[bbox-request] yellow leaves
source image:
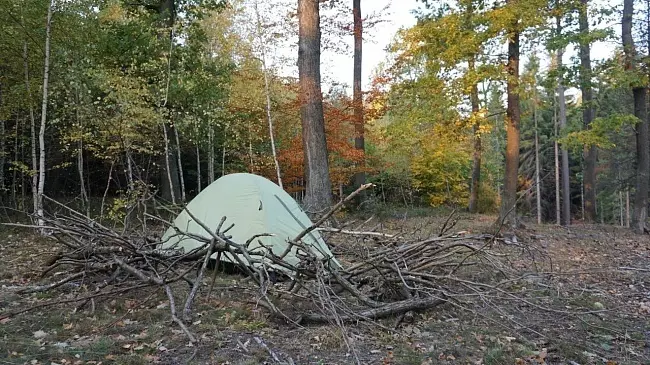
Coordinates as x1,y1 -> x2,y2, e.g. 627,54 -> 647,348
99,1 -> 128,25
411,137 -> 471,207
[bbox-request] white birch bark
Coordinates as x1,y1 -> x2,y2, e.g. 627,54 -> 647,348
174,126 -> 186,202
253,0 -> 283,188
37,0 -> 54,229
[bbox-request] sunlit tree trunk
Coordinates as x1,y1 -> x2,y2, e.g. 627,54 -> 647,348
298,0 -> 333,214
499,0 -> 521,226
37,0 -> 54,229
352,0 -> 365,196
253,0 -> 283,188
579,0 -> 597,222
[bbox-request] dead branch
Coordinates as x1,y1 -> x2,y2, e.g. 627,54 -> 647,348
317,227 -> 396,239
183,236 -> 217,322
298,296 -> 446,324
4,189 -> 519,352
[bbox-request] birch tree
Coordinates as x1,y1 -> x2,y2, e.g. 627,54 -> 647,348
36,0 -> 54,228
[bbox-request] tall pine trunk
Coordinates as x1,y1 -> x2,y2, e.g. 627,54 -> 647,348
499,2 -> 521,226
468,57 -> 481,213
579,0 -> 597,222
352,0 -> 365,195
37,0 -> 54,228
623,0 -> 649,233
298,0 -> 333,214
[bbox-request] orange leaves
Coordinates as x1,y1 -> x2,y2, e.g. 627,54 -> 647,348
274,94 -> 367,192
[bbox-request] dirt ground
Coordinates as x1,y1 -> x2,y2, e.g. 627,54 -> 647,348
1,213 -> 649,365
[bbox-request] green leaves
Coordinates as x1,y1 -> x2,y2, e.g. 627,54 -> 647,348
560,113 -> 639,151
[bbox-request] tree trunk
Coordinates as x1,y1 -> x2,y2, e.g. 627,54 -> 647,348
0,84 -> 5,196
468,58 -> 481,214
554,89 -> 561,225
352,0 -> 365,196
499,3 -> 520,226
221,126 -> 227,176
37,0 -> 53,228
208,126 -> 215,183
158,0 -> 181,203
555,9 -> 571,226
248,124 -> 254,173
254,0 -> 283,189
626,189 -> 630,227
619,190 -> 624,226
298,0 -> 334,214
24,37 -> 38,217
75,88 -> 88,215
100,161 -> 114,220
12,117 -> 21,206
534,86 -> 542,225
623,0 -> 649,233
174,125 -> 186,202
632,87 -> 648,233
579,0 -> 597,222
162,123 -> 176,204
196,145 -> 201,193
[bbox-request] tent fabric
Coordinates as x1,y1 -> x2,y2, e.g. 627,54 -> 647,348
161,173 -> 341,273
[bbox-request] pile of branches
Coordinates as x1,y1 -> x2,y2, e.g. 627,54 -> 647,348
1,186 -> 507,344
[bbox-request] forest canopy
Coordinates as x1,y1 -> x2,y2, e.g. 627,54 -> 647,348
0,0 -> 648,230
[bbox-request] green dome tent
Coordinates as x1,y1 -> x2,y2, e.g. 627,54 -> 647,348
160,173 -> 341,273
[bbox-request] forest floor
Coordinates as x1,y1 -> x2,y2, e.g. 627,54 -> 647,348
1,212 -> 649,365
